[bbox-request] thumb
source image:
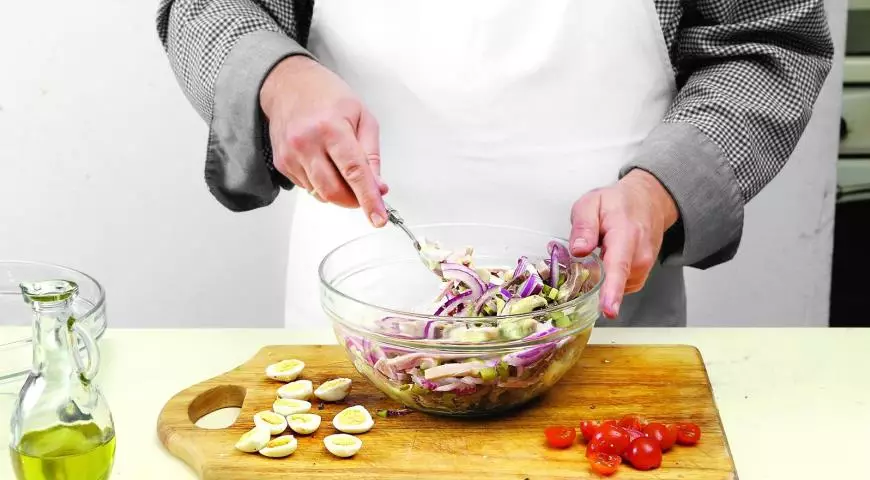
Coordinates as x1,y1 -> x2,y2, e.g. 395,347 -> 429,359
357,109 -> 388,194
569,193 -> 601,257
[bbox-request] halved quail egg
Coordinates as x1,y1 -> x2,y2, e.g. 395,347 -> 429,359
265,359 -> 305,382
314,378 -> 352,402
277,379 -> 313,400
323,433 -> 362,458
287,413 -> 321,434
253,410 -> 287,435
272,398 -> 311,416
234,426 -> 270,453
332,405 -> 374,434
258,435 -> 298,458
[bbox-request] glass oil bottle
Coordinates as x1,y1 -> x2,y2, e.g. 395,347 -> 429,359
9,280 -> 116,480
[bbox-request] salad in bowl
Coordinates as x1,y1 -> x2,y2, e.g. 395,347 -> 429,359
319,224 -> 602,417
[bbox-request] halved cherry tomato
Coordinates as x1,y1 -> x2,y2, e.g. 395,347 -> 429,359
589,452 -> 622,476
579,419 -> 616,443
589,424 -> 630,456
544,426 -> 577,449
618,414 -> 647,431
624,437 -> 662,471
643,422 -> 677,451
675,422 -> 701,445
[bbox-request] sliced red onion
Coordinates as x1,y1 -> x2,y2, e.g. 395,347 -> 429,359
526,325 -> 558,340
549,246 -> 560,287
512,256 -> 530,280
441,263 -> 485,300
548,241 -> 571,287
503,343 -> 555,367
472,285 -> 505,314
500,288 -> 512,299
548,240 -> 571,265
518,274 -> 543,297
434,290 -> 473,316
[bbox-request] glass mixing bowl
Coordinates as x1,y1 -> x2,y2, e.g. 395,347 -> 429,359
319,224 -> 603,417
0,261 -> 107,383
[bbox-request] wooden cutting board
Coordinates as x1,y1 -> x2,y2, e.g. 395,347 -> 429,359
157,345 -> 736,479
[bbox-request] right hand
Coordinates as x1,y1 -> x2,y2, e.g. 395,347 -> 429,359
260,55 -> 389,227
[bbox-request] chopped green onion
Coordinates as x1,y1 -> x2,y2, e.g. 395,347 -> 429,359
479,367 -> 498,382
496,361 -> 510,380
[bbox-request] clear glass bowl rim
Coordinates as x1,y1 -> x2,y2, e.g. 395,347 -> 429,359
0,259 -> 106,329
318,222 -> 604,352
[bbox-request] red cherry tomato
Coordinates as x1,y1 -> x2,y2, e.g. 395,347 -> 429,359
618,414 -> 647,431
676,422 -> 701,445
643,422 -> 677,451
544,426 -> 577,449
579,420 -> 601,442
624,437 -> 663,471
579,419 -> 617,443
590,424 -> 630,456
589,452 -> 622,476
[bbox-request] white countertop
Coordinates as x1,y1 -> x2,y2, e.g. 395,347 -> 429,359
2,327 -> 868,479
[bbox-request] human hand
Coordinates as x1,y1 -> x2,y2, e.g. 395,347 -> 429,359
260,55 -> 389,226
568,170 -> 679,319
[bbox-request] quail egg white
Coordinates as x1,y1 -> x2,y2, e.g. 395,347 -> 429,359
253,410 -> 287,435
287,413 -> 322,434
272,398 -> 312,416
265,359 -> 305,382
332,405 -> 374,434
277,379 -> 313,400
314,378 -> 352,402
323,433 -> 362,458
258,435 -> 298,458
234,426 -> 271,453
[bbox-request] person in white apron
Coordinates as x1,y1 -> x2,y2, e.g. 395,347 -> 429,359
280,0 -> 681,328
156,0 -> 833,329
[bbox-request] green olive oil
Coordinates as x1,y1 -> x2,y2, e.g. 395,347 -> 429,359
10,423 -> 115,480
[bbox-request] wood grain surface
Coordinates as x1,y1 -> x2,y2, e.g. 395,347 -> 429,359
157,345 -> 736,479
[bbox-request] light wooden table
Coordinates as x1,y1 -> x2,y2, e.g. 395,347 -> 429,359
1,327 -> 868,479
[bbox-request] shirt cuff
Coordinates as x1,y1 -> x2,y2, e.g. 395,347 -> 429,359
620,122 -> 745,269
206,30 -> 313,212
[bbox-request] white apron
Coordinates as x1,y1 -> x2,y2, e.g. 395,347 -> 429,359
284,0 -> 678,328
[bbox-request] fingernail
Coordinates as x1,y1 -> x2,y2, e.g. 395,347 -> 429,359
370,212 -> 385,227
572,238 -> 588,252
611,301 -> 621,317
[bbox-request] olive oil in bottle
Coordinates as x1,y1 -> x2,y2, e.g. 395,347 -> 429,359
10,423 -> 116,480
9,280 -> 116,480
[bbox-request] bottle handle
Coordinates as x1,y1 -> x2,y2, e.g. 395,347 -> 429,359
71,321 -> 100,382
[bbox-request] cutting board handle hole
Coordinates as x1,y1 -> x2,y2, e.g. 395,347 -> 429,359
188,385 -> 246,430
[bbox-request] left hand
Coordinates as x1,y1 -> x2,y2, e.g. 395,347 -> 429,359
569,169 -> 679,319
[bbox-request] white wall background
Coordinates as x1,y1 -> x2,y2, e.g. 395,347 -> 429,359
0,0 -> 846,328
0,0 -> 295,328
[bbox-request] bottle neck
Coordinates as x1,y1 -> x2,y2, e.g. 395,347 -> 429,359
30,301 -> 75,377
